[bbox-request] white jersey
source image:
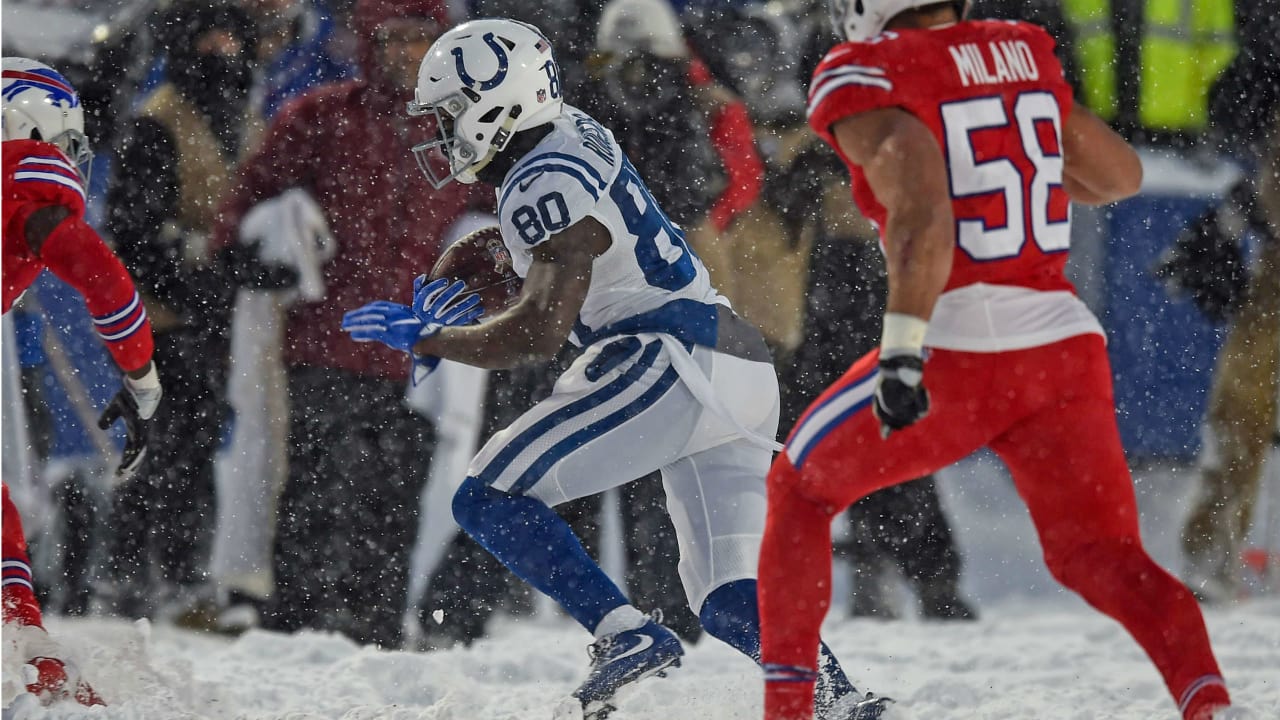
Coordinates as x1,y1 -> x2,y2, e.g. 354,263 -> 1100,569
475,114 -> 776,611
496,105 -> 727,348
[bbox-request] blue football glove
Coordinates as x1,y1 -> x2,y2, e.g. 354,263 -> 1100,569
405,277 -> 484,384
341,301 -> 438,353
341,279 -> 484,351
412,276 -> 484,329
341,278 -> 484,382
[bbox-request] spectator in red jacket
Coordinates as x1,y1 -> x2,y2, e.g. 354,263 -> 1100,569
212,0 -> 487,648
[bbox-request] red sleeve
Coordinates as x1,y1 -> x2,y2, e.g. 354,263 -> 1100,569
6,143 -> 88,224
5,144 -> 89,312
212,93 -> 322,251
806,42 -> 898,141
707,100 -> 763,232
38,215 -> 154,372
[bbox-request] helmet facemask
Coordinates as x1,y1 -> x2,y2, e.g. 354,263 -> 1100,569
409,87 -> 527,188
408,91 -> 478,188
49,127 -> 94,187
828,0 -> 852,39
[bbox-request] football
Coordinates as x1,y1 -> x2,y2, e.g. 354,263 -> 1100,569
427,226 -> 523,316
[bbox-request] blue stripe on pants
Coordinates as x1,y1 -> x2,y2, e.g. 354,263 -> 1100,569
507,363 -> 682,494
786,365 -> 879,468
476,340 -> 662,488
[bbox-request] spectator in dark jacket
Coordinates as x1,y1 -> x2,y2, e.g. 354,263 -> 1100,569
104,0 -> 258,621
212,0 -> 487,648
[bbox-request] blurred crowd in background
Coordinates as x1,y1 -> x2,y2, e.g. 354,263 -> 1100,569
2,0 -> 1278,651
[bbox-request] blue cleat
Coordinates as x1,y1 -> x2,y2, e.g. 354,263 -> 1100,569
557,613 -> 685,720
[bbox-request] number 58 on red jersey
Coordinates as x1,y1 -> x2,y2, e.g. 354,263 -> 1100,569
808,20 -> 1077,295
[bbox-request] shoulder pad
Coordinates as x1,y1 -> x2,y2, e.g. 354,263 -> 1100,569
8,142 -> 87,216
807,41 -> 895,128
498,116 -> 618,247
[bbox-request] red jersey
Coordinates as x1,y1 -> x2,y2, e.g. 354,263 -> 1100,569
3,139 -> 153,372
808,20 -> 1075,294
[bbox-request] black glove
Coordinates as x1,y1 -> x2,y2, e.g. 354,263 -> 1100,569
1152,180 -> 1272,324
872,353 -> 930,439
97,390 -> 147,480
97,364 -> 162,481
222,240 -> 299,289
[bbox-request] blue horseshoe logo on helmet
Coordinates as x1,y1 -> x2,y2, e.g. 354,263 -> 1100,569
452,32 -> 509,91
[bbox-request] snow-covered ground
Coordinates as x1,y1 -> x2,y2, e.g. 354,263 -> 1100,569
4,456 -> 1279,719
2,598 -> 1277,720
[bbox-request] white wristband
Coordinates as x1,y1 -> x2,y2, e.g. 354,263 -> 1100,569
125,362 -> 161,391
880,312 -> 928,357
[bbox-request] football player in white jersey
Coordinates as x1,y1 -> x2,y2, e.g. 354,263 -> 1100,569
341,18 -> 888,720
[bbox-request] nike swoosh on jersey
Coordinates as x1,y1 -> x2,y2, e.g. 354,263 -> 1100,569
608,633 -> 654,662
517,172 -> 544,192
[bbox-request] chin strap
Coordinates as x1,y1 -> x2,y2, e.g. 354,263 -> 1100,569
464,105 -> 524,182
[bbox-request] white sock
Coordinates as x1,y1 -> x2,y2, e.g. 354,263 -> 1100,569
593,605 -> 646,639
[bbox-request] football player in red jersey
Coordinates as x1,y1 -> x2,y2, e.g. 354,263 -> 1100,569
2,56 -> 163,708
758,3 -> 1232,720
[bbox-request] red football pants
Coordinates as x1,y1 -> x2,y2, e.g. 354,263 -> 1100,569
3,482 -> 44,628
759,335 -> 1229,720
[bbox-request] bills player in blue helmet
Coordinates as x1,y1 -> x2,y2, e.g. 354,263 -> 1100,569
341,17 -> 889,720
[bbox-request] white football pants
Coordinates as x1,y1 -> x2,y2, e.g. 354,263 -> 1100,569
469,332 -> 779,611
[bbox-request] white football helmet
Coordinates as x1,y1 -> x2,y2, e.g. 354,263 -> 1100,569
828,0 -> 971,42
2,57 -> 92,182
408,18 -> 564,187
